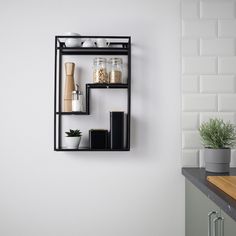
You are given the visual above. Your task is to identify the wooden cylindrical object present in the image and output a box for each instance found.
[64,62,75,112]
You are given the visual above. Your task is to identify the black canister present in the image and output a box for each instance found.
[110,111,125,150]
[89,129,108,149]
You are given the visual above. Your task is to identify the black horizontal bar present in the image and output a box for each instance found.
[55,147,130,151]
[110,42,129,45]
[57,46,128,50]
[59,47,128,55]
[61,51,128,56]
[56,112,89,115]
[86,83,129,89]
[56,35,131,39]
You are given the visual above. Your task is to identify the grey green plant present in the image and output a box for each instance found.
[65,129,82,137]
[199,118,236,149]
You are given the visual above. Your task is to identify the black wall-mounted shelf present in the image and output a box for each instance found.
[54,36,131,151]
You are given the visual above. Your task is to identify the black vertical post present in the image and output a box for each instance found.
[127,37,131,150]
[54,37,57,150]
[86,85,90,115]
[58,50,62,149]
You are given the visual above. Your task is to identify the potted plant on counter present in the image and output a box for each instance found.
[199,118,236,173]
[65,129,82,149]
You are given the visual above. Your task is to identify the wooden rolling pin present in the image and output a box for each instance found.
[64,62,75,112]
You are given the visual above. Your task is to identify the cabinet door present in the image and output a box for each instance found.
[186,180,220,236]
[221,210,236,236]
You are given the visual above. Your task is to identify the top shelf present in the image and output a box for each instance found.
[55,35,131,55]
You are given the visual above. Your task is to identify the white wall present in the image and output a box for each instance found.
[0,1,183,236]
[182,0,236,167]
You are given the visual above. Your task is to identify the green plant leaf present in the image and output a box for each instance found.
[199,118,236,149]
[65,129,82,137]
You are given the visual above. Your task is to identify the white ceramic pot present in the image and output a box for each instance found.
[65,136,81,149]
[82,39,96,47]
[64,32,81,47]
[96,38,110,47]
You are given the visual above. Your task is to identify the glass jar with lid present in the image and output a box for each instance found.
[93,57,108,83]
[109,58,123,84]
[72,84,83,112]
[72,90,83,112]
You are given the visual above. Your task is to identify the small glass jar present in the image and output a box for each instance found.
[93,58,108,83]
[109,58,123,84]
[72,90,83,112]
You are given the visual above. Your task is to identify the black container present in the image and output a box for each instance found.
[110,111,124,150]
[89,129,108,149]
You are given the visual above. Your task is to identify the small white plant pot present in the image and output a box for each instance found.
[65,136,81,149]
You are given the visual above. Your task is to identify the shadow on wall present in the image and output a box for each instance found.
[62,56,155,159]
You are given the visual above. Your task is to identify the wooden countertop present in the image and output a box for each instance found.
[207,176,236,200]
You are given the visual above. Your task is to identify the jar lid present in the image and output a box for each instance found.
[109,58,123,64]
[94,57,107,63]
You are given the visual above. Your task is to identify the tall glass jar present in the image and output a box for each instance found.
[109,58,123,83]
[93,58,108,83]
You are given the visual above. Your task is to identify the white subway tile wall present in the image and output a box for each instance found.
[200,39,235,56]
[182,56,217,74]
[218,57,236,74]
[200,112,236,124]
[182,149,200,167]
[182,0,236,167]
[219,20,236,37]
[200,75,235,93]
[182,131,202,149]
[182,39,199,56]
[182,75,199,92]
[200,1,235,19]
[183,94,217,111]
[182,112,199,130]
[182,20,217,38]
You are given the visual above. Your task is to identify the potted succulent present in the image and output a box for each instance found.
[199,118,236,173]
[65,129,82,149]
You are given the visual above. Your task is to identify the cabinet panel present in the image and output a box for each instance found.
[221,210,236,236]
[186,180,220,236]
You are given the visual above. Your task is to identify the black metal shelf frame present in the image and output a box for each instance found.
[54,36,131,151]
[55,148,130,152]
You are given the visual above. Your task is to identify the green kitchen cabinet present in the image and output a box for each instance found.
[221,210,236,236]
[186,180,236,236]
[186,180,220,236]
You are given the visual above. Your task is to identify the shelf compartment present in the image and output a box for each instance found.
[56,84,128,116]
[55,147,130,151]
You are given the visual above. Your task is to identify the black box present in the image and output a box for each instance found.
[89,129,108,149]
[110,111,124,150]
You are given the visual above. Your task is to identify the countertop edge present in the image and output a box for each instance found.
[182,168,236,221]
